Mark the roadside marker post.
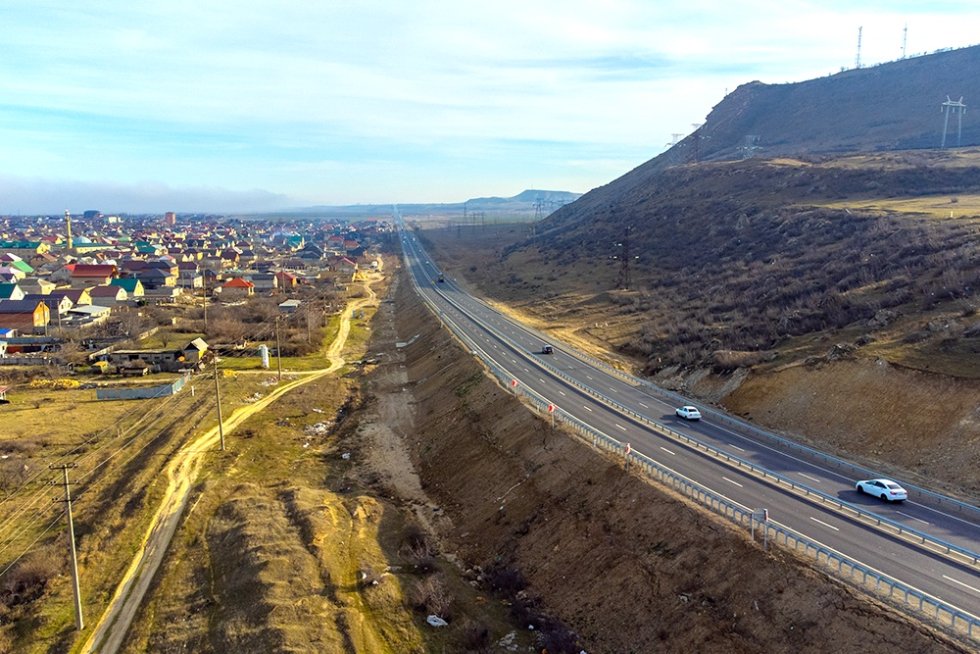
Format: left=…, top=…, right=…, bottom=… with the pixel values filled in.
left=548, top=403, right=556, bottom=428
left=624, top=442, right=631, bottom=471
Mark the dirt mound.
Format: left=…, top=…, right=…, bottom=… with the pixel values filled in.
left=392, top=268, right=966, bottom=653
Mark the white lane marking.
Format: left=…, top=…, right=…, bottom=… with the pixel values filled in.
left=638, top=402, right=649, bottom=409
left=906, top=501, right=980, bottom=529
left=558, top=390, right=566, bottom=396
left=809, top=516, right=839, bottom=532
left=586, top=375, right=593, bottom=380
left=615, top=424, right=627, bottom=431
left=942, top=574, right=980, bottom=595
left=609, top=387, right=618, bottom=393
left=728, top=443, right=746, bottom=453
left=539, top=378, right=546, bottom=384
left=895, top=510, right=930, bottom=526
left=659, top=446, right=676, bottom=456
left=798, top=473, right=821, bottom=483
left=523, top=367, right=529, bottom=372
left=722, top=476, right=743, bottom=488
left=583, top=405, right=593, bottom=412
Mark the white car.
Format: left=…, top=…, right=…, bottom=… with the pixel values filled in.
left=675, top=406, right=701, bottom=420
left=855, top=478, right=908, bottom=502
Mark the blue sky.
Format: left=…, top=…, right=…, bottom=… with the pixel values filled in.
left=1, top=1, right=978, bottom=213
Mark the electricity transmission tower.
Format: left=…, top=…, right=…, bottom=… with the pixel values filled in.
left=940, top=96, right=967, bottom=149
left=616, top=225, right=633, bottom=290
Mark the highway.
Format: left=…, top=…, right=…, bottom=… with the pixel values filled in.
left=395, top=219, right=980, bottom=624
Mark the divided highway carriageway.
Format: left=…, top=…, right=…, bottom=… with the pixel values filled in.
left=396, top=218, right=980, bottom=633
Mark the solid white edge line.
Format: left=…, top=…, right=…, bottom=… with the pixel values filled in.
left=942, top=574, right=980, bottom=595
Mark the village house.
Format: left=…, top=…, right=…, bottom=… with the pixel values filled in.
left=0, top=283, right=25, bottom=301
left=0, top=299, right=50, bottom=333
left=219, top=277, right=254, bottom=300
left=106, top=338, right=209, bottom=372
left=275, top=271, right=298, bottom=290
left=110, top=277, right=145, bottom=298
left=66, top=304, right=110, bottom=328
left=70, top=263, right=117, bottom=288
left=63, top=288, right=93, bottom=307
left=18, top=277, right=57, bottom=295
left=249, top=272, right=278, bottom=292
left=90, top=285, right=128, bottom=307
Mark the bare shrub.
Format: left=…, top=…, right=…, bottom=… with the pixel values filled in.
left=0, top=548, right=60, bottom=612
left=410, top=575, right=454, bottom=618
left=455, top=619, right=491, bottom=651
left=399, top=524, right=436, bottom=567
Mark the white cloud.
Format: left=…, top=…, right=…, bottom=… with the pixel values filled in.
left=1, top=1, right=978, bottom=210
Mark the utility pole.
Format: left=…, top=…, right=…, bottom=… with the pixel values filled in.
left=202, top=274, right=208, bottom=335
left=212, top=359, right=225, bottom=451
left=50, top=463, right=84, bottom=630
left=275, top=316, right=283, bottom=382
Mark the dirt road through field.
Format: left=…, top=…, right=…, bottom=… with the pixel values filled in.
left=79, top=275, right=379, bottom=654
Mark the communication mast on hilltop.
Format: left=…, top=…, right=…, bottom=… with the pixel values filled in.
left=855, top=26, right=863, bottom=69
left=940, top=96, right=967, bottom=149
left=901, top=24, right=908, bottom=59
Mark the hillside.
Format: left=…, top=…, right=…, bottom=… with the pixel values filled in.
left=661, top=43, right=980, bottom=168
left=415, top=46, right=980, bottom=498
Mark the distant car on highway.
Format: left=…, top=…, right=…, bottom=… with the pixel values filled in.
left=540, top=344, right=554, bottom=354
left=855, top=478, right=907, bottom=502
left=675, top=406, right=701, bottom=420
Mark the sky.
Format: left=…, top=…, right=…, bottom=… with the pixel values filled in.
left=1, top=1, right=978, bottom=214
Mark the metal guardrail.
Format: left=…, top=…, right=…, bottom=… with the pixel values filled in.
left=399, top=241, right=980, bottom=642
left=436, top=265, right=980, bottom=521
left=561, top=338, right=980, bottom=520
left=417, top=263, right=980, bottom=569
left=528, top=359, right=980, bottom=568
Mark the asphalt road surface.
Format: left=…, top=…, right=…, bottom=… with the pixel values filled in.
left=397, top=220, right=980, bottom=620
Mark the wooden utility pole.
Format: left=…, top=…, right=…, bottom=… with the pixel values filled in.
left=50, top=463, right=84, bottom=630
left=202, top=274, right=209, bottom=335
left=275, top=316, right=283, bottom=382
left=213, top=359, right=225, bottom=451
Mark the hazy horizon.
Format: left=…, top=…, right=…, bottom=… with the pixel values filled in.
left=3, top=1, right=979, bottom=214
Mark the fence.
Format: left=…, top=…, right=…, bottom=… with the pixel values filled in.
left=400, top=242, right=980, bottom=644
left=95, top=375, right=188, bottom=401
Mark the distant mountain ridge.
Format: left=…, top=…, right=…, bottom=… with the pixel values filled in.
left=292, top=189, right=581, bottom=217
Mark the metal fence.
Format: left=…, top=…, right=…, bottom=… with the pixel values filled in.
left=402, top=253, right=980, bottom=644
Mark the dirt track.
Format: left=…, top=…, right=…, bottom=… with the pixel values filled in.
left=79, top=275, right=380, bottom=654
